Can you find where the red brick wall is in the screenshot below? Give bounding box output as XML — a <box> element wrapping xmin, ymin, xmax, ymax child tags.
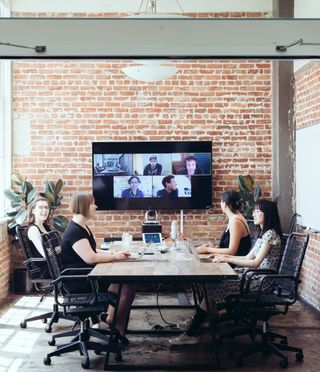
<box><xmin>295</xmin><ymin>61</ymin><xmax>320</xmax><ymax>310</ymax></box>
<box><xmin>12</xmin><ymin>57</ymin><xmax>272</xmax><ymax>240</ymax></box>
<box><xmin>0</xmin><ymin>223</ymin><xmax>11</xmax><ymax>301</ymax></box>
<box><xmin>10</xmin><ymin>12</ymin><xmax>272</xmax><ymax>255</ymax></box>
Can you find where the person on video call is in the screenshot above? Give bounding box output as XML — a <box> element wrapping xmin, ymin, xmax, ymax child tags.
<box><xmin>177</xmin><ymin>155</ymin><xmax>203</xmax><ymax>176</ymax></box>
<box><xmin>143</xmin><ymin>155</ymin><xmax>162</xmax><ymax>176</ymax></box>
<box><xmin>157</xmin><ymin>175</ymin><xmax>179</xmax><ymax>198</ymax></box>
<box><xmin>121</xmin><ymin>176</ymin><xmax>144</xmax><ymax>198</ymax></box>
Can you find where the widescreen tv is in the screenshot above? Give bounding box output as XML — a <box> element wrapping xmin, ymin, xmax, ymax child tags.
<box><xmin>92</xmin><ymin>141</ymin><xmax>212</xmax><ymax>210</ymax></box>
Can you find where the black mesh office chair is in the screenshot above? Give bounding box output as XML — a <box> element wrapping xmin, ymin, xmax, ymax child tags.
<box><xmin>41</xmin><ymin>230</ymin><xmax>121</xmax><ymax>369</ymax></box>
<box><xmin>16</xmin><ymin>225</ymin><xmax>74</xmax><ymax>332</ymax></box>
<box><xmin>224</xmin><ymin>232</ymin><xmax>309</xmax><ymax>368</ymax></box>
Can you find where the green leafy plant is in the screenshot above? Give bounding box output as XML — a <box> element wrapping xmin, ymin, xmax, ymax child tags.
<box><xmin>4</xmin><ymin>173</ymin><xmax>68</xmax><ymax>233</ymax></box>
<box><xmin>237</xmin><ymin>175</ymin><xmax>262</xmax><ymax>219</ymax></box>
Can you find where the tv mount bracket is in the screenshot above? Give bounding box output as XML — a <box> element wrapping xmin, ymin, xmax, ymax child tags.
<box><xmin>0</xmin><ymin>41</ymin><xmax>46</xmax><ymax>53</ymax></box>
<box><xmin>276</xmin><ymin>38</ymin><xmax>320</xmax><ymax>52</ymax></box>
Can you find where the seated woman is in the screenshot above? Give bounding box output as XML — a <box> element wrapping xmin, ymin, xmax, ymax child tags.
<box><xmin>27</xmin><ymin>196</ymin><xmax>52</xmax><ymax>279</ymax></box>
<box><xmin>196</xmin><ymin>190</ymin><xmax>251</xmax><ymax>257</ymax></box>
<box><xmin>170</xmin><ymin>199</ymin><xmax>282</xmax><ymax>345</ymax></box>
<box><xmin>61</xmin><ymin>193</ymin><xmax>136</xmax><ymax>343</ymax></box>
<box><xmin>121</xmin><ymin>176</ymin><xmax>144</xmax><ymax>198</ymax></box>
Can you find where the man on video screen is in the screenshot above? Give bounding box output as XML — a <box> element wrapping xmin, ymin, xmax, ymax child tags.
<box><xmin>143</xmin><ymin>155</ymin><xmax>162</xmax><ymax>176</ymax></box>
<box><xmin>157</xmin><ymin>175</ymin><xmax>178</xmax><ymax>198</ymax></box>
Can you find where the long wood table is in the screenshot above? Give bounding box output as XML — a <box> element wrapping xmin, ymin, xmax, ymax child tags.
<box><xmin>89</xmin><ymin>240</ymin><xmax>237</xmax><ymax>370</ymax></box>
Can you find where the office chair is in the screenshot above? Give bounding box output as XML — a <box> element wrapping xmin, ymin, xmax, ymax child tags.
<box><xmin>16</xmin><ymin>225</ymin><xmax>74</xmax><ymax>333</ymax></box>
<box><xmin>223</xmin><ymin>232</ymin><xmax>309</xmax><ymax>368</ymax></box>
<box><xmin>41</xmin><ymin>230</ymin><xmax>122</xmax><ymax>369</ymax></box>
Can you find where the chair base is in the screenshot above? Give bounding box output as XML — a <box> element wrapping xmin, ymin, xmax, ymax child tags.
<box><xmin>45</xmin><ymin>325</ymin><xmax>122</xmax><ymax>368</ymax></box>
<box><xmin>20</xmin><ymin>303</ymin><xmax>75</xmax><ymax>333</ymax></box>
<box><xmin>235</xmin><ymin>333</ymin><xmax>304</xmax><ymax>368</ymax></box>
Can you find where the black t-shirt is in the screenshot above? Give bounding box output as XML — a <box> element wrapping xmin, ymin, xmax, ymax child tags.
<box><xmin>61</xmin><ymin>220</ymin><xmax>96</xmax><ymax>268</ymax></box>
<box><xmin>156</xmin><ymin>188</ymin><xmax>178</xmax><ymax>198</ymax></box>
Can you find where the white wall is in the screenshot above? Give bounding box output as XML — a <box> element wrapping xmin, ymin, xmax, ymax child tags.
<box><xmin>294</xmin><ymin>0</ymin><xmax>320</xmax><ymax>72</ymax></box>
<box><xmin>11</xmin><ymin>0</ymin><xmax>272</xmax><ymax>13</ymax></box>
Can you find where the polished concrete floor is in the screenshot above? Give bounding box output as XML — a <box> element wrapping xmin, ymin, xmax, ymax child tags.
<box><xmin>0</xmin><ymin>290</ymin><xmax>320</xmax><ymax>372</ymax></box>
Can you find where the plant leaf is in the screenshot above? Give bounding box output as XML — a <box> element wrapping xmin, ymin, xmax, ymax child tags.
<box><xmin>253</xmin><ymin>184</ymin><xmax>261</xmax><ymax>201</ymax></box>
<box><xmin>8</xmin><ymin>220</ymin><xmax>18</xmax><ymax>230</ymax></box>
<box><xmin>54</xmin><ymin>179</ymin><xmax>63</xmax><ymax>197</ymax></box>
<box><xmin>45</xmin><ymin>181</ymin><xmax>55</xmax><ymax>197</ymax></box>
<box><xmin>11</xmin><ymin>173</ymin><xmax>23</xmax><ymax>186</ymax></box>
<box><xmin>45</xmin><ymin>191</ymin><xmax>55</xmax><ymax>205</ymax></box>
<box><xmin>4</xmin><ymin>189</ymin><xmax>23</xmax><ymax>203</ymax></box>
<box><xmin>27</xmin><ymin>188</ymin><xmax>38</xmax><ymax>204</ymax></box>
<box><xmin>5</xmin><ymin>206</ymin><xmax>21</xmax><ymax>217</ymax></box>
<box><xmin>23</xmin><ymin>181</ymin><xmax>33</xmax><ymax>198</ymax></box>
<box><xmin>237</xmin><ymin>175</ymin><xmax>246</xmax><ymax>193</ymax></box>
<box><xmin>53</xmin><ymin>215</ymin><xmax>69</xmax><ymax>232</ymax></box>
<box><xmin>242</xmin><ymin>175</ymin><xmax>254</xmax><ymax>192</ymax></box>
<box><xmin>15</xmin><ymin>210</ymin><xmax>28</xmax><ymax>225</ymax></box>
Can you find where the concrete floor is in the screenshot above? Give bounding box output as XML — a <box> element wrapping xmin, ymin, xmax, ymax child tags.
<box><xmin>0</xmin><ymin>290</ymin><xmax>319</xmax><ymax>372</ymax></box>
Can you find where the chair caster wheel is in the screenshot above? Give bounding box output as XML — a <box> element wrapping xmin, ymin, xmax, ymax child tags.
<box><xmin>42</xmin><ymin>318</ymin><xmax>47</xmax><ymax>323</ymax></box>
<box><xmin>296</xmin><ymin>352</ymin><xmax>304</xmax><ymax>362</ymax></box>
<box><xmin>48</xmin><ymin>338</ymin><xmax>55</xmax><ymax>346</ymax></box>
<box><xmin>235</xmin><ymin>358</ymin><xmax>243</xmax><ymax>367</ymax></box>
<box><xmin>115</xmin><ymin>353</ymin><xmax>123</xmax><ymax>362</ymax></box>
<box><xmin>280</xmin><ymin>359</ymin><xmax>288</xmax><ymax>368</ymax></box>
<box><xmin>82</xmin><ymin>360</ymin><xmax>90</xmax><ymax>369</ymax></box>
<box><xmin>43</xmin><ymin>356</ymin><xmax>51</xmax><ymax>365</ymax></box>
<box><xmin>20</xmin><ymin>321</ymin><xmax>26</xmax><ymax>329</ymax></box>
<box><xmin>45</xmin><ymin>325</ymin><xmax>52</xmax><ymax>333</ymax></box>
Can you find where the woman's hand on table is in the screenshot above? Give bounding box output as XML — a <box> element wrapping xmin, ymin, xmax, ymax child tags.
<box><xmin>114</xmin><ymin>251</ymin><xmax>131</xmax><ymax>261</ymax></box>
<box><xmin>196</xmin><ymin>244</ymin><xmax>211</xmax><ymax>254</ymax></box>
<box><xmin>211</xmin><ymin>254</ymin><xmax>230</xmax><ymax>263</ymax></box>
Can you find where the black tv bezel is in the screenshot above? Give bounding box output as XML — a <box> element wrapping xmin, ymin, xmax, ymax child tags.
<box><xmin>92</xmin><ymin>140</ymin><xmax>212</xmax><ymax>211</ymax></box>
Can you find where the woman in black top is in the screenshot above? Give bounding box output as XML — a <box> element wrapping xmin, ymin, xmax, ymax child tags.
<box><xmin>170</xmin><ymin>191</ymin><xmax>251</xmax><ymax>342</ymax></box>
<box><xmin>61</xmin><ymin>193</ymin><xmax>135</xmax><ymax>341</ymax></box>
<box><xmin>196</xmin><ymin>190</ymin><xmax>251</xmax><ymax>257</ymax></box>
<box><xmin>27</xmin><ymin>196</ymin><xmax>51</xmax><ymax>279</ymax></box>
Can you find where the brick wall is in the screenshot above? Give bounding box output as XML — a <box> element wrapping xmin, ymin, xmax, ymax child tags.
<box><xmin>12</xmin><ymin>57</ymin><xmax>272</xmax><ymax>239</ymax></box>
<box><xmin>0</xmin><ymin>222</ymin><xmax>11</xmax><ymax>301</ymax></box>
<box><xmin>10</xmin><ymin>12</ymin><xmax>272</xmax><ymax>263</ymax></box>
<box><xmin>295</xmin><ymin>61</ymin><xmax>320</xmax><ymax>310</ymax></box>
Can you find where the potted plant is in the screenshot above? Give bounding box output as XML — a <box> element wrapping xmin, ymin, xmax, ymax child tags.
<box><xmin>237</xmin><ymin>175</ymin><xmax>262</xmax><ymax>220</ymax></box>
<box><xmin>4</xmin><ymin>173</ymin><xmax>68</xmax><ymax>233</ymax></box>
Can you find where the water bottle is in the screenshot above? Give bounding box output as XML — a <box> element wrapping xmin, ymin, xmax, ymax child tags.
<box><xmin>170</xmin><ymin>220</ymin><xmax>177</xmax><ymax>241</ymax></box>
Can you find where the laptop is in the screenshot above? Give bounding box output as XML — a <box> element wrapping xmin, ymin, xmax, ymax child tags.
<box><xmin>186</xmin><ymin>239</ymin><xmax>213</xmax><ymax>263</ymax></box>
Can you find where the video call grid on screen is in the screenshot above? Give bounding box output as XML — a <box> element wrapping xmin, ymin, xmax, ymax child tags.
<box><xmin>92</xmin><ymin>141</ymin><xmax>212</xmax><ymax>210</ymax></box>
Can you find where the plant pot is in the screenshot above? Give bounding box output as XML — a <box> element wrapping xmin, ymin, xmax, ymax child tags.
<box><xmin>13</xmin><ymin>268</ymin><xmax>32</xmax><ymax>293</ymax></box>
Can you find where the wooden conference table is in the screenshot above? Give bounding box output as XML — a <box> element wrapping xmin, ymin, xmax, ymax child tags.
<box><xmin>89</xmin><ymin>240</ymin><xmax>237</xmax><ymax>370</ymax></box>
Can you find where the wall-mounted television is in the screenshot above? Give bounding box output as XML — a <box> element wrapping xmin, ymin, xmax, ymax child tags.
<box><xmin>92</xmin><ymin>141</ymin><xmax>212</xmax><ymax>211</ymax></box>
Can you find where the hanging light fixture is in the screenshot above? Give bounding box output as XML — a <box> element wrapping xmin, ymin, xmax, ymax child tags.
<box><xmin>122</xmin><ymin>0</ymin><xmax>188</xmax><ymax>82</ymax></box>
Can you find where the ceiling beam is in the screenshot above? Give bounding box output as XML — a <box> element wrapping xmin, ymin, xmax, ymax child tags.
<box><xmin>0</xmin><ymin>18</ymin><xmax>320</xmax><ymax>59</ymax></box>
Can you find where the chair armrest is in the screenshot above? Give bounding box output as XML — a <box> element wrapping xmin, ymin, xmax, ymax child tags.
<box><xmin>61</xmin><ymin>267</ymin><xmax>92</xmax><ymax>275</ymax></box>
<box><xmin>24</xmin><ymin>257</ymin><xmax>46</xmax><ymax>265</ymax></box>
<box><xmin>240</xmin><ymin>268</ymin><xmax>277</xmax><ymax>293</ymax></box>
<box><xmin>51</xmin><ymin>274</ymin><xmax>90</xmax><ymax>285</ymax></box>
<box><xmin>257</xmin><ymin>274</ymin><xmax>300</xmax><ymax>301</ymax></box>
